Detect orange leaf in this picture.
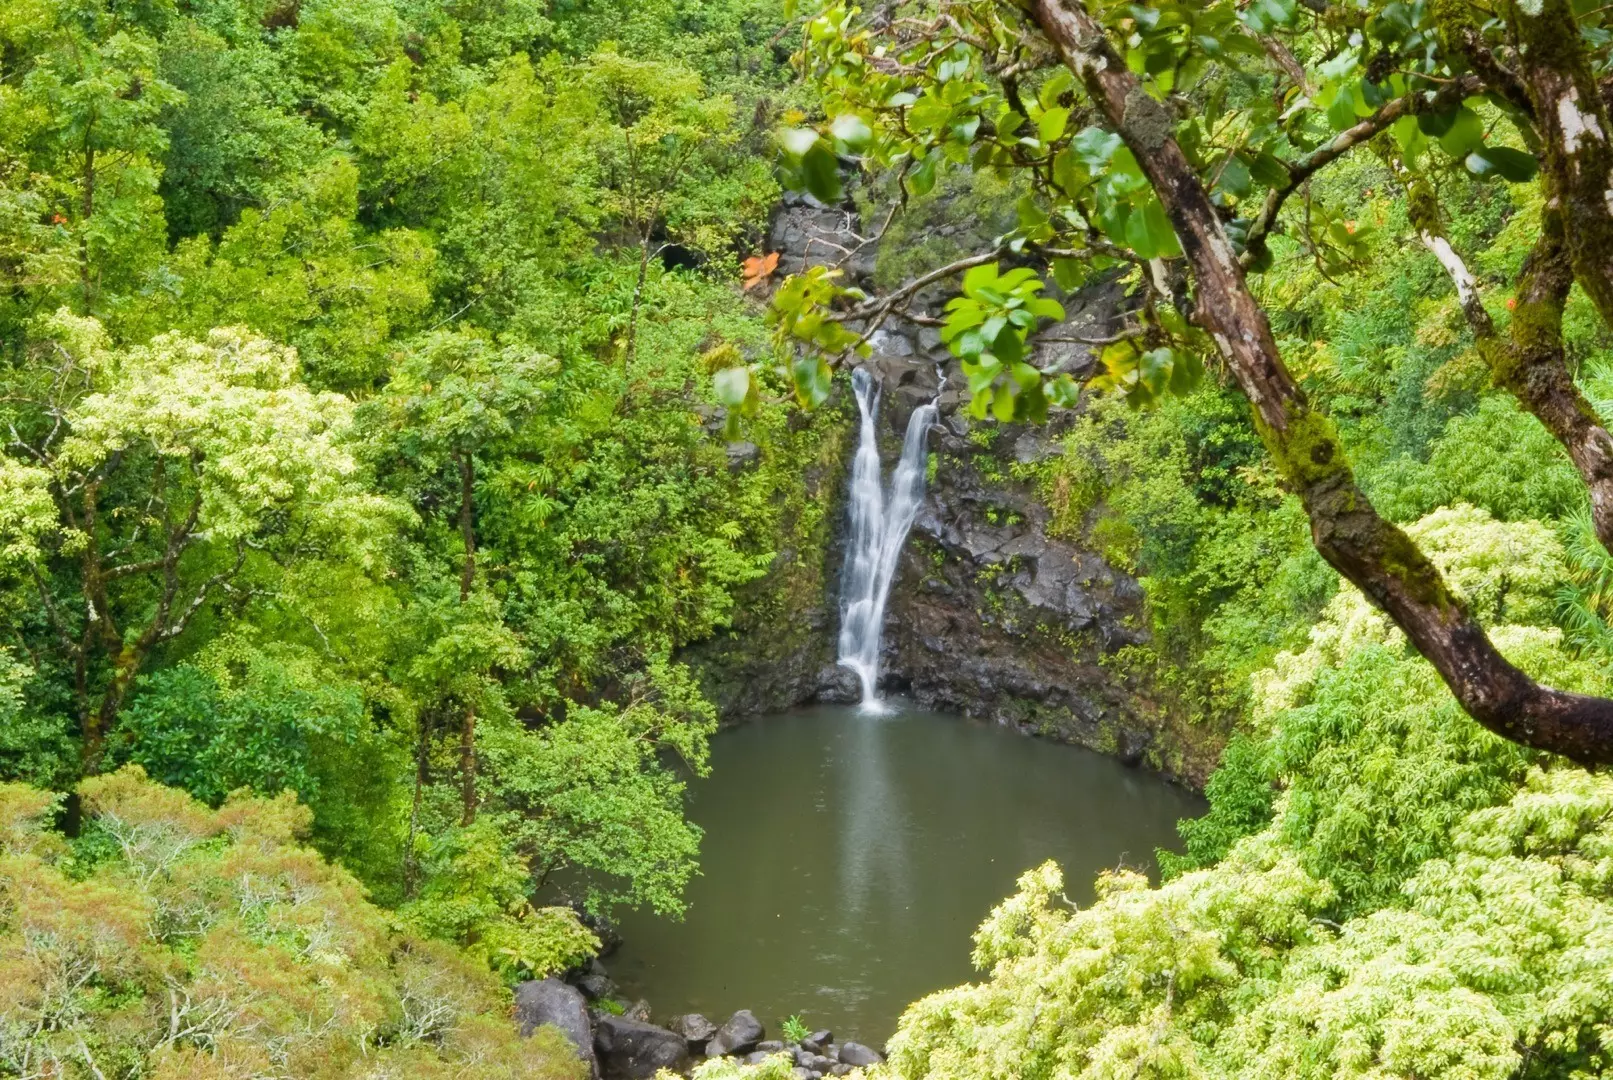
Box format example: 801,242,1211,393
742,251,781,292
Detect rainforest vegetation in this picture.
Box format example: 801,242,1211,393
3,0,1613,1075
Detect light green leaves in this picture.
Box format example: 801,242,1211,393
1090,340,1203,408
1037,107,1072,144
1240,0,1297,33
778,127,844,203
941,263,1065,423
63,325,360,542
0,458,53,572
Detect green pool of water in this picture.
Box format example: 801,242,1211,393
608,701,1204,1045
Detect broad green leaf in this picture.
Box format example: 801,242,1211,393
791,357,833,407
1438,107,1484,158
1038,107,1071,144
992,382,1016,421
908,153,938,196
713,365,750,408
779,127,819,156
1037,69,1074,111
1217,154,1252,198
830,113,873,152
1465,146,1538,182
800,143,844,203
1126,198,1181,259
962,262,1000,295
1326,83,1360,131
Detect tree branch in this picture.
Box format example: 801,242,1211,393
1242,75,1488,267
1029,0,1613,765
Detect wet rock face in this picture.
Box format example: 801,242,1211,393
685,194,1219,784
858,319,1172,774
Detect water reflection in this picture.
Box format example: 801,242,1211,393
608,702,1203,1043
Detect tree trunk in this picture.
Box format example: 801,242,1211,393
625,232,651,376
457,453,476,603
456,452,477,824
460,705,476,826
1030,0,1613,765
79,143,95,316
405,710,430,898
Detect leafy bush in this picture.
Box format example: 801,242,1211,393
0,767,585,1080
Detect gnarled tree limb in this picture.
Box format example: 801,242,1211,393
1242,75,1488,267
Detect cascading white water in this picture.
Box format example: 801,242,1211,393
837,368,939,711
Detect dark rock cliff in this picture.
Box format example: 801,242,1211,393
686,194,1222,786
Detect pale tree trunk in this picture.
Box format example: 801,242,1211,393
1512,0,1613,335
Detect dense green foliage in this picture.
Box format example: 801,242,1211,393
8,0,1613,1073
0,766,588,1079
0,0,821,995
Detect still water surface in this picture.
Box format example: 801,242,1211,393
609,702,1204,1043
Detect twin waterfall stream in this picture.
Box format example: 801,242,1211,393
836,368,939,709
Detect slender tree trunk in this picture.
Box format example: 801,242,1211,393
459,706,476,826
79,142,96,316
405,709,430,897
457,453,476,603
456,452,478,825
1029,0,1613,765
625,231,652,377
78,481,117,774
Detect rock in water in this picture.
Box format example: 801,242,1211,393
668,1013,718,1047
515,979,596,1073
802,1030,833,1053
706,1009,765,1056
592,1015,689,1079
574,972,616,1000
838,1042,884,1067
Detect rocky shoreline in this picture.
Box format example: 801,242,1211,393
516,970,886,1079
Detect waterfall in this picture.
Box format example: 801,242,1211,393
837,368,938,711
